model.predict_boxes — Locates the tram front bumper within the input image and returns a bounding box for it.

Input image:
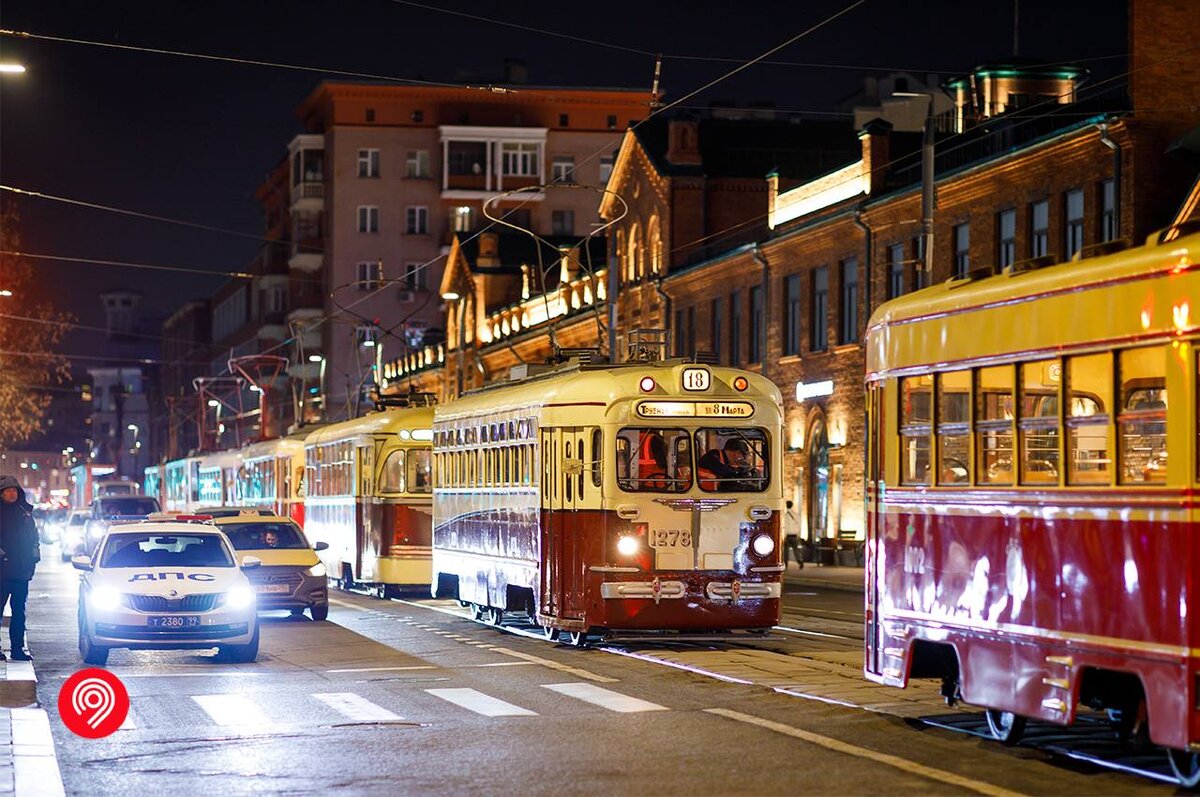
[599,578,781,601]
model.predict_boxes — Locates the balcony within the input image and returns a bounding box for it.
[290,180,324,211]
[288,237,323,273]
[439,125,547,201]
[288,134,325,211]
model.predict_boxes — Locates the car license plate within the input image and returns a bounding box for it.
[253,584,291,594]
[148,615,200,629]
[650,529,692,548]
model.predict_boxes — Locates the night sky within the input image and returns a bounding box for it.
[0,0,1127,362]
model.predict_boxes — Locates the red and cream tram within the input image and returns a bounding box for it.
[239,433,307,525]
[864,228,1200,785]
[303,401,434,596]
[431,355,784,644]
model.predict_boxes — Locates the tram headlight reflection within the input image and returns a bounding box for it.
[751,534,775,557]
[617,535,640,557]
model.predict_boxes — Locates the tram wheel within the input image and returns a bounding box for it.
[468,603,483,621]
[541,622,558,641]
[1168,748,1200,789]
[984,708,1027,745]
[487,606,504,626]
[567,630,589,648]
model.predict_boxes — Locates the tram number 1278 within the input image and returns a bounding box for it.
[651,528,692,548]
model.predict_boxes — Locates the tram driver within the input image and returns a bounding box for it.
[699,438,757,491]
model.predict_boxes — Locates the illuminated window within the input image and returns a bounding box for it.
[976,365,1014,485]
[899,375,932,485]
[1066,353,1111,485]
[1019,360,1060,484]
[936,371,970,484]
[1119,347,1166,484]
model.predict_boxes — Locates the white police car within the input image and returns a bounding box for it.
[73,521,261,665]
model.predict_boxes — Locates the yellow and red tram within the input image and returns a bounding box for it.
[864,228,1200,785]
[431,357,785,644]
[303,403,434,596]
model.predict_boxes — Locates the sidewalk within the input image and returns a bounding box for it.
[782,561,864,594]
[0,629,65,796]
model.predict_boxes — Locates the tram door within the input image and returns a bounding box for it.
[864,384,883,675]
[540,427,586,622]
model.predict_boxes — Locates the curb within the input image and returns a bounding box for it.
[1,661,66,796]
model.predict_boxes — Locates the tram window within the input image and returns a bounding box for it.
[577,435,585,499]
[1019,360,1061,485]
[408,449,432,493]
[900,376,932,485]
[936,370,971,484]
[1066,353,1112,485]
[591,429,602,487]
[695,428,768,492]
[976,366,1015,485]
[565,441,573,501]
[1119,347,1167,484]
[381,450,405,493]
[616,428,692,492]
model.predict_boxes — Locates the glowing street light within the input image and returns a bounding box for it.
[0,64,26,74]
[0,290,13,297]
[308,354,323,363]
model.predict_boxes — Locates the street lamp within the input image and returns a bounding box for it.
[0,290,12,297]
[0,64,26,74]
[307,355,326,419]
[894,91,937,275]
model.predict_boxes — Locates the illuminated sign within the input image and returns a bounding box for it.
[795,380,834,402]
[680,367,711,392]
[637,401,755,419]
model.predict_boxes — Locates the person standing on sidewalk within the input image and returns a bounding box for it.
[783,500,804,570]
[0,475,40,661]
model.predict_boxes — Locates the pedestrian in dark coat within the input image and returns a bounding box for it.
[0,475,40,660]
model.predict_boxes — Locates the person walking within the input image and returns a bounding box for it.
[0,475,41,660]
[783,500,804,570]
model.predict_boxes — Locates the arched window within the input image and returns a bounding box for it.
[647,216,663,275]
[626,223,641,283]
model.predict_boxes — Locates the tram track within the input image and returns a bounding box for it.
[916,711,1183,787]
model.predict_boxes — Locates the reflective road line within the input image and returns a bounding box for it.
[704,709,1026,797]
[425,688,537,717]
[542,682,668,713]
[192,694,270,727]
[313,692,402,722]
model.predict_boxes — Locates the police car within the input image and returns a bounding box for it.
[72,520,261,665]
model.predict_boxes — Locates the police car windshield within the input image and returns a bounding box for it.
[96,497,161,517]
[100,534,235,568]
[221,523,308,550]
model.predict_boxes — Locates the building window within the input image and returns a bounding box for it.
[953,223,970,278]
[357,206,379,234]
[749,286,763,363]
[599,156,614,184]
[404,263,427,291]
[357,261,382,291]
[839,258,859,344]
[730,291,742,367]
[711,298,723,363]
[406,150,430,178]
[551,210,574,236]
[997,208,1016,269]
[783,274,801,356]
[365,108,376,123]
[606,115,617,130]
[1065,188,1084,258]
[357,149,380,178]
[811,266,829,352]
[687,306,696,358]
[674,308,687,357]
[452,206,473,233]
[1100,179,1116,242]
[501,142,539,176]
[265,285,287,314]
[559,113,569,127]
[411,109,424,123]
[1030,200,1049,258]
[887,243,905,299]
[551,157,575,183]
[406,206,428,235]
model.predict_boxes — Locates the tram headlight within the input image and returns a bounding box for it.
[616,535,640,557]
[751,534,775,557]
[639,376,656,393]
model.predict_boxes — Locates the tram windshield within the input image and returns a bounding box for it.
[616,428,692,492]
[695,428,769,492]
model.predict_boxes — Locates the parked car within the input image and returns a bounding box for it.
[60,509,92,561]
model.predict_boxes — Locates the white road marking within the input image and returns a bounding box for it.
[324,661,532,674]
[542,682,667,713]
[192,694,270,727]
[10,708,65,797]
[313,692,402,722]
[118,710,137,730]
[425,688,537,717]
[489,647,617,683]
[705,709,1026,797]
[600,648,753,685]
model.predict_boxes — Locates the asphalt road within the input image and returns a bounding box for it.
[23,551,1175,796]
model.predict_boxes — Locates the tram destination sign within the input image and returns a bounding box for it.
[637,401,755,418]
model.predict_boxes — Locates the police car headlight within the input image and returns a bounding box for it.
[307,562,326,578]
[225,585,255,610]
[89,585,122,611]
[752,534,775,557]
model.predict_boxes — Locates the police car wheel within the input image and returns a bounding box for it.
[310,603,329,621]
[78,611,109,666]
[219,623,260,664]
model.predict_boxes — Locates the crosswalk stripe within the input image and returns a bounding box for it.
[541,683,668,713]
[425,688,536,717]
[119,710,137,730]
[192,694,270,727]
[313,693,402,722]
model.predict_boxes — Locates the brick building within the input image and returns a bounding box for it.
[644,0,1200,551]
